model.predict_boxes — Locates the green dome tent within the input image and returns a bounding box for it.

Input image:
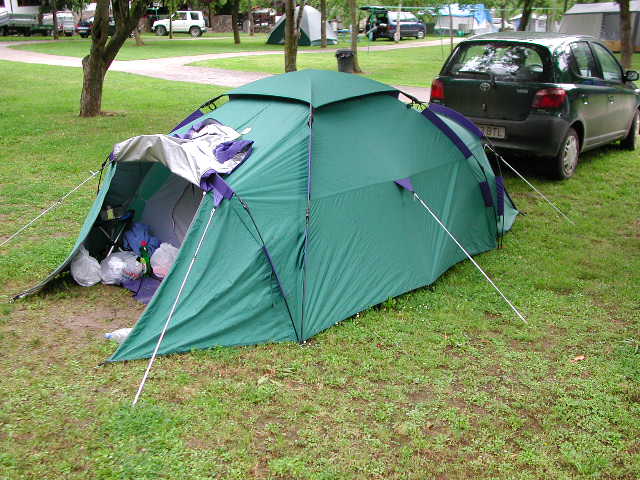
[266,6,338,46]
[16,70,517,362]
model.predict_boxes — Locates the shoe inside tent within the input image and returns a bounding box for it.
[15,70,518,362]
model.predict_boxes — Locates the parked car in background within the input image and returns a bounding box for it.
[152,10,207,37]
[43,12,75,36]
[362,7,426,40]
[430,32,640,179]
[76,16,116,38]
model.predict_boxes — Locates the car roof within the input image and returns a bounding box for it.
[464,31,597,49]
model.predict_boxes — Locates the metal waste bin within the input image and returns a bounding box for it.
[335,49,354,73]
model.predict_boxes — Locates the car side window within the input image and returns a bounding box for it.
[190,12,198,20]
[570,42,598,78]
[591,43,623,83]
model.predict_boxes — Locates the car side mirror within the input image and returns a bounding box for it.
[625,70,639,81]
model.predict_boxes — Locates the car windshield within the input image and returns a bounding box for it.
[446,42,550,82]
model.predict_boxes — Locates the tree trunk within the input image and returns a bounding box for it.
[618,0,633,68]
[320,0,327,48]
[284,0,296,72]
[248,0,254,36]
[208,4,213,31]
[80,54,107,117]
[231,0,241,44]
[52,9,59,40]
[349,0,362,73]
[169,16,173,39]
[518,0,534,32]
[134,18,144,46]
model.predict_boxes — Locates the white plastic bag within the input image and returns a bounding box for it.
[150,242,179,278]
[100,251,144,284]
[70,246,101,287]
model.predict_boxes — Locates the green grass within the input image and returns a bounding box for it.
[7,33,436,61]
[1,61,640,479]
[191,44,451,86]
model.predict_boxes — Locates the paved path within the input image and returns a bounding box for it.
[0,37,457,100]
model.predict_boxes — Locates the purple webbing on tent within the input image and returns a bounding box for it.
[428,104,486,139]
[214,140,254,163]
[496,176,505,216]
[421,108,472,159]
[394,177,415,192]
[173,118,223,139]
[262,246,288,298]
[479,181,494,207]
[200,171,235,206]
[170,109,204,135]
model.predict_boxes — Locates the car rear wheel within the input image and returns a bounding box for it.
[155,25,167,36]
[551,128,579,180]
[620,110,639,150]
[189,26,202,37]
[417,31,424,39]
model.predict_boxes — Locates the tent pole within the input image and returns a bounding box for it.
[413,191,527,324]
[484,143,574,225]
[300,105,315,343]
[0,170,100,250]
[132,204,218,406]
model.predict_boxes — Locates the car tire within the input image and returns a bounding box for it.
[417,30,424,39]
[155,25,167,36]
[550,127,580,180]
[64,32,72,37]
[189,26,202,37]
[620,110,639,150]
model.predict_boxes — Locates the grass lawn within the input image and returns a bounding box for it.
[7,32,436,61]
[191,44,452,87]
[1,61,640,479]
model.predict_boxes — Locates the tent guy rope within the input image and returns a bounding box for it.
[0,170,100,250]
[132,203,217,406]
[484,144,575,226]
[413,191,527,324]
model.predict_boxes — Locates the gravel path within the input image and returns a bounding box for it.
[0,37,456,100]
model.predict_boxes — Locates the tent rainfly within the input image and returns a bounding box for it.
[435,3,495,35]
[560,1,640,50]
[266,5,337,46]
[16,70,518,362]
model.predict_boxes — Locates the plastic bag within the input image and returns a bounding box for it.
[100,251,144,285]
[150,242,179,278]
[70,245,101,287]
[104,327,133,344]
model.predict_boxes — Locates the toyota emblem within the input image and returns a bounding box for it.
[479,82,491,92]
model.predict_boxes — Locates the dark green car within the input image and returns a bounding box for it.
[430,32,640,179]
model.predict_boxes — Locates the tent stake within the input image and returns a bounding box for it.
[413,192,527,324]
[485,144,575,225]
[0,171,100,250]
[132,205,217,406]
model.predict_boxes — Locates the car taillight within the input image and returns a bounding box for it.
[532,88,567,109]
[430,78,445,102]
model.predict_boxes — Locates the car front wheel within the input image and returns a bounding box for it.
[417,30,425,39]
[155,25,167,36]
[551,127,579,180]
[620,110,639,150]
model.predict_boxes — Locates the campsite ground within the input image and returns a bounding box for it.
[1,56,640,479]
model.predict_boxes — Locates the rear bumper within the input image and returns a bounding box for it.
[464,113,570,158]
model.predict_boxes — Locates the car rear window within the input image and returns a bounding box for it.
[445,42,551,82]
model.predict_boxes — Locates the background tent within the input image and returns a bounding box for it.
[435,4,495,35]
[510,13,552,32]
[560,1,640,51]
[267,5,337,46]
[17,70,517,362]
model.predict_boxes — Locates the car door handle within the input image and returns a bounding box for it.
[608,95,615,104]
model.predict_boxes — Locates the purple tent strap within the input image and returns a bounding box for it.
[170,109,204,135]
[496,176,505,216]
[200,171,235,207]
[421,108,472,159]
[394,177,415,192]
[428,104,485,140]
[215,140,254,163]
[479,181,494,207]
[173,118,223,140]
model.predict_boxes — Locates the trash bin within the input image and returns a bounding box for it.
[335,49,354,73]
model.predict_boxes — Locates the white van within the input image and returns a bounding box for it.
[153,11,207,37]
[42,12,75,36]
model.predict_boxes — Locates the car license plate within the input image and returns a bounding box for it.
[478,125,506,139]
